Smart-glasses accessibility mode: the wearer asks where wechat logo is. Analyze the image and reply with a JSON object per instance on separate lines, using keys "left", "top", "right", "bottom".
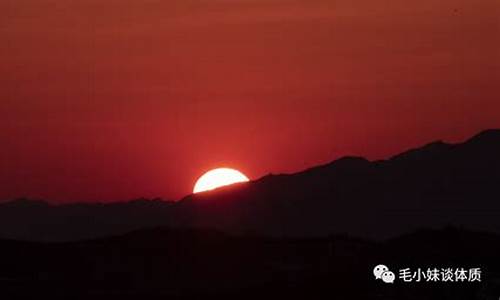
{"left": 374, "top": 264, "right": 395, "bottom": 284}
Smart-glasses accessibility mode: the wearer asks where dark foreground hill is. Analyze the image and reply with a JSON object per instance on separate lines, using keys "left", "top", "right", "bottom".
{"left": 176, "top": 129, "right": 500, "bottom": 238}
{"left": 1, "top": 227, "right": 499, "bottom": 300}
{"left": 1, "top": 129, "right": 500, "bottom": 241}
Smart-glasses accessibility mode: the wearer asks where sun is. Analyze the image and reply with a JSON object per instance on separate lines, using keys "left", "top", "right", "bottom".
{"left": 193, "top": 168, "right": 249, "bottom": 194}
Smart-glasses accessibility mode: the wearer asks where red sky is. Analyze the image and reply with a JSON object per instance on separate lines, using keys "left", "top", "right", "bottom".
{"left": 1, "top": 0, "right": 499, "bottom": 202}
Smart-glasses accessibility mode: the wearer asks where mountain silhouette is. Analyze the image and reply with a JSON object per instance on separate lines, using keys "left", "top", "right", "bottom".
{"left": 175, "top": 129, "right": 500, "bottom": 238}
{"left": 1, "top": 129, "right": 500, "bottom": 241}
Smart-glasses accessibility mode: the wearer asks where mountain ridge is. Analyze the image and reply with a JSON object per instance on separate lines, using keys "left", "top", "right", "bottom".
{"left": 1, "top": 129, "right": 500, "bottom": 241}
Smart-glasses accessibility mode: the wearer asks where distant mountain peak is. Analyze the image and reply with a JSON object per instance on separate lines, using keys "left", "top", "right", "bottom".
{"left": 466, "top": 129, "right": 500, "bottom": 144}
{"left": 313, "top": 156, "right": 367, "bottom": 168}
{"left": 296, "top": 156, "right": 370, "bottom": 176}
{"left": 390, "top": 140, "right": 452, "bottom": 162}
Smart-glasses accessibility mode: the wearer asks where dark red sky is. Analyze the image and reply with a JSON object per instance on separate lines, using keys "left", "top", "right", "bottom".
{"left": 1, "top": 0, "right": 499, "bottom": 202}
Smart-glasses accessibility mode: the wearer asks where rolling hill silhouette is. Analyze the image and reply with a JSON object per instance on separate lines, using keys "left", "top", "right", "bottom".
{"left": 1, "top": 129, "right": 499, "bottom": 241}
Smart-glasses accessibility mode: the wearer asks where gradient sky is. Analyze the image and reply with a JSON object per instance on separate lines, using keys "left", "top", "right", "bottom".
{"left": 1, "top": 0, "right": 499, "bottom": 202}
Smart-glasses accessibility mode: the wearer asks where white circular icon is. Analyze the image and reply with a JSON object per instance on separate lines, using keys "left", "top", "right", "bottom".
{"left": 381, "top": 271, "right": 395, "bottom": 283}
{"left": 373, "top": 264, "right": 389, "bottom": 279}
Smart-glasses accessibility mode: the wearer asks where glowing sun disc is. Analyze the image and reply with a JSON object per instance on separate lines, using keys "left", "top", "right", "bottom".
{"left": 193, "top": 168, "right": 249, "bottom": 193}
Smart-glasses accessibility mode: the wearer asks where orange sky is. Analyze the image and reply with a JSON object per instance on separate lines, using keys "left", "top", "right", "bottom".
{"left": 1, "top": 0, "right": 499, "bottom": 202}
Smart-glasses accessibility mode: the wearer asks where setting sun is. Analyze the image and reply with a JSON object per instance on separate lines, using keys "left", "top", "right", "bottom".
{"left": 193, "top": 168, "right": 249, "bottom": 194}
